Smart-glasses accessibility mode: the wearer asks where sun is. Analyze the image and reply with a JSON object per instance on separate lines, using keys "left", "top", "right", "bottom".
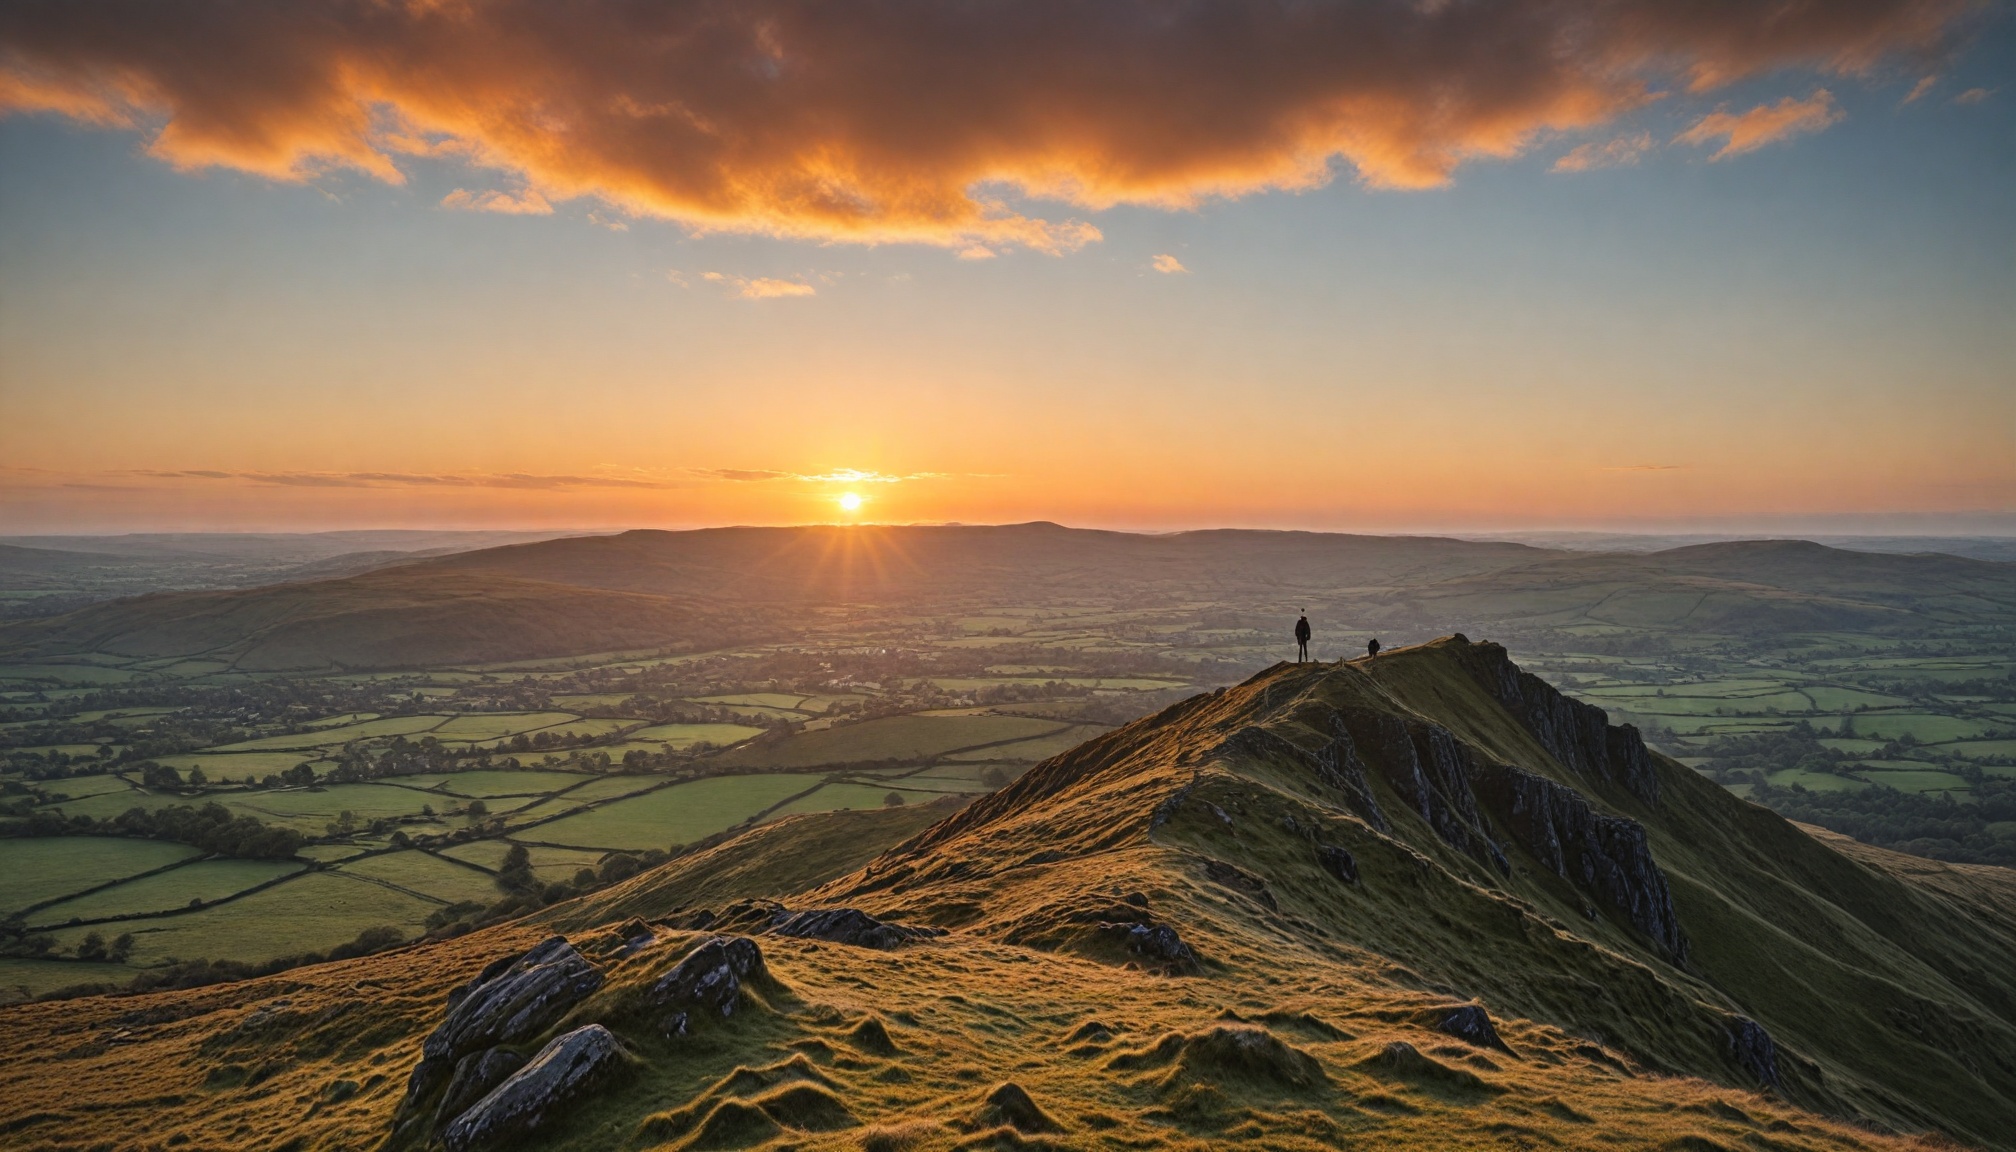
{"left": 837, "top": 492, "right": 864, "bottom": 513}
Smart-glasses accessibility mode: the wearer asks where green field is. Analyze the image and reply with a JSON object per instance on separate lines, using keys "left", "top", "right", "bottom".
{"left": 0, "top": 837, "right": 201, "bottom": 912}
{"left": 767, "top": 782, "right": 944, "bottom": 816}
{"left": 428, "top": 711, "right": 578, "bottom": 740}
{"left": 48, "top": 871, "right": 440, "bottom": 968}
{"left": 0, "top": 957, "right": 139, "bottom": 1001}
{"left": 403, "top": 769, "right": 588, "bottom": 798}
{"left": 716, "top": 713, "right": 1068, "bottom": 768}
{"left": 32, "top": 858, "right": 303, "bottom": 925}
{"left": 523, "top": 773, "right": 825, "bottom": 850}
{"left": 209, "top": 714, "right": 450, "bottom": 751}
{"left": 336, "top": 850, "right": 503, "bottom": 906}
{"left": 622, "top": 722, "right": 764, "bottom": 749}
{"left": 154, "top": 751, "right": 320, "bottom": 778}
{"left": 34, "top": 773, "right": 139, "bottom": 800}
{"left": 942, "top": 722, "right": 1105, "bottom": 762}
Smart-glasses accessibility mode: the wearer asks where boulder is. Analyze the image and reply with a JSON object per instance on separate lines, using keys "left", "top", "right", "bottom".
{"left": 1116, "top": 922, "right": 1199, "bottom": 972}
{"left": 648, "top": 935, "right": 768, "bottom": 1037}
{"left": 1435, "top": 1004, "right": 1509, "bottom": 1051}
{"left": 1316, "top": 844, "right": 1358, "bottom": 884}
{"left": 434, "top": 1047, "right": 525, "bottom": 1129}
{"left": 767, "top": 907, "right": 939, "bottom": 949}
{"left": 398, "top": 1056, "right": 455, "bottom": 1115}
{"left": 422, "top": 937, "right": 604, "bottom": 1062}
{"left": 440, "top": 1025, "right": 625, "bottom": 1152}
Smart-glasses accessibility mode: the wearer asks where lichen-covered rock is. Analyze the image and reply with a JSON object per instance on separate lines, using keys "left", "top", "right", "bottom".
{"left": 422, "top": 937, "right": 603, "bottom": 1062}
{"left": 1725, "top": 1016, "right": 1779, "bottom": 1087}
{"left": 1436, "top": 1004, "right": 1508, "bottom": 1051}
{"left": 1110, "top": 922, "right": 1199, "bottom": 973}
{"left": 648, "top": 935, "right": 767, "bottom": 1037}
{"left": 767, "top": 907, "right": 939, "bottom": 949}
{"left": 440, "top": 1025, "right": 625, "bottom": 1152}
{"left": 434, "top": 1047, "right": 525, "bottom": 1128}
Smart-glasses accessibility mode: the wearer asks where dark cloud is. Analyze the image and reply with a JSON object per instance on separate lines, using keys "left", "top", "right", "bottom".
{"left": 0, "top": 1, "right": 1966, "bottom": 249}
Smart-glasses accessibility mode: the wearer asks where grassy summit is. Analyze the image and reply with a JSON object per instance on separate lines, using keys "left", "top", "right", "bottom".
{"left": 3, "top": 637, "right": 2012, "bottom": 1151}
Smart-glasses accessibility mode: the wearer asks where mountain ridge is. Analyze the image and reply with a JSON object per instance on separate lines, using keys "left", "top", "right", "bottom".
{"left": 7, "top": 637, "right": 2009, "bottom": 1150}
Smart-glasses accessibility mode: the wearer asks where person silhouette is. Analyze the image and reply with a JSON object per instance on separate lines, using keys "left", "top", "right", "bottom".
{"left": 1367, "top": 638, "right": 1381, "bottom": 659}
{"left": 1294, "top": 614, "right": 1311, "bottom": 663}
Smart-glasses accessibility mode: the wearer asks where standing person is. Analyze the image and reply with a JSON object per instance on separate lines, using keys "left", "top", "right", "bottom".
{"left": 1367, "top": 638, "right": 1381, "bottom": 659}
{"left": 1294, "top": 614, "right": 1312, "bottom": 663}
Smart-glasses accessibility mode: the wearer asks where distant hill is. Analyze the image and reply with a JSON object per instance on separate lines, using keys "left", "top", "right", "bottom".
{"left": 410, "top": 522, "right": 1550, "bottom": 603}
{"left": 8, "top": 640, "right": 2011, "bottom": 1149}
{"left": 2, "top": 526, "right": 2008, "bottom": 669}
{"left": 1380, "top": 539, "right": 2016, "bottom": 634}
{"left": 0, "top": 571, "right": 762, "bottom": 671}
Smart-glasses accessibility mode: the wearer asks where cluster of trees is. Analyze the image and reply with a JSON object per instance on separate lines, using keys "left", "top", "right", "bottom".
{"left": 1754, "top": 778, "right": 2015, "bottom": 867}
{"left": 0, "top": 802, "right": 302, "bottom": 859}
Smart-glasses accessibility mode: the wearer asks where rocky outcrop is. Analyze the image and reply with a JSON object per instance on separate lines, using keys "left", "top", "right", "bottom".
{"left": 647, "top": 935, "right": 768, "bottom": 1037}
{"left": 767, "top": 907, "right": 940, "bottom": 949}
{"left": 1223, "top": 719, "right": 1387, "bottom": 831}
{"left": 1470, "top": 760, "right": 1688, "bottom": 962}
{"left": 434, "top": 1047, "right": 524, "bottom": 1129}
{"left": 399, "top": 936, "right": 605, "bottom": 1135}
{"left": 1725, "top": 1016, "right": 1780, "bottom": 1087}
{"left": 1316, "top": 843, "right": 1358, "bottom": 884}
{"left": 1110, "top": 922, "right": 1199, "bottom": 973}
{"left": 440, "top": 1024, "right": 626, "bottom": 1152}
{"left": 1435, "top": 1004, "right": 1509, "bottom": 1052}
{"left": 1336, "top": 711, "right": 1509, "bottom": 874}
{"left": 422, "top": 937, "right": 604, "bottom": 1062}
{"left": 1460, "top": 641, "right": 1661, "bottom": 806}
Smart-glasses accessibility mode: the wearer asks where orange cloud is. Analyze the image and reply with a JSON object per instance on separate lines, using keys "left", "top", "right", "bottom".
{"left": 1552, "top": 131, "right": 1654, "bottom": 172}
{"left": 0, "top": 1, "right": 1967, "bottom": 250}
{"left": 700, "top": 272, "right": 816, "bottom": 299}
{"left": 1676, "top": 91, "right": 1847, "bottom": 160}
{"left": 440, "top": 187, "right": 553, "bottom": 215}
{"left": 1150, "top": 254, "right": 1189, "bottom": 275}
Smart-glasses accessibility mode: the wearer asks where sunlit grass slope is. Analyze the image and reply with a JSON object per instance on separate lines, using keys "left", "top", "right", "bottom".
{"left": 2, "top": 638, "right": 2011, "bottom": 1151}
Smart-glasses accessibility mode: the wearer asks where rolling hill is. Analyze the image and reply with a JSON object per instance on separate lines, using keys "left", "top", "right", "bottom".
{"left": 5, "top": 639, "right": 2010, "bottom": 1150}
{"left": 2, "top": 526, "right": 2009, "bottom": 670}
{"left": 0, "top": 571, "right": 765, "bottom": 671}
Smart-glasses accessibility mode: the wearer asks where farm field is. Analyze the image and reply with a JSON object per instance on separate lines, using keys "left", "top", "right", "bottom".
{"left": 1, "top": 836, "right": 200, "bottom": 913}
{"left": 523, "top": 772, "right": 827, "bottom": 850}
{"left": 714, "top": 713, "right": 1073, "bottom": 768}
{"left": 31, "top": 859, "right": 304, "bottom": 926}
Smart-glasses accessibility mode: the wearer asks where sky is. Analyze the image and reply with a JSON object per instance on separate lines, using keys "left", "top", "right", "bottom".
{"left": 1, "top": 0, "right": 2012, "bottom": 535}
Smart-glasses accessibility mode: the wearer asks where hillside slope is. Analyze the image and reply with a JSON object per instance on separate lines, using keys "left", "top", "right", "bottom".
{"left": 0, "top": 571, "right": 763, "bottom": 671}
{"left": 3, "top": 639, "right": 2010, "bottom": 1151}
{"left": 1385, "top": 539, "right": 2016, "bottom": 633}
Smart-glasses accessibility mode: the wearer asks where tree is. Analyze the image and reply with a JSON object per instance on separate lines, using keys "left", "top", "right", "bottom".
{"left": 883, "top": 791, "right": 906, "bottom": 807}
{"left": 497, "top": 843, "right": 535, "bottom": 894}
{"left": 109, "top": 933, "right": 134, "bottom": 962}
{"left": 186, "top": 766, "right": 207, "bottom": 786}
{"left": 282, "top": 762, "right": 316, "bottom": 787}
{"left": 77, "top": 931, "right": 108, "bottom": 961}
